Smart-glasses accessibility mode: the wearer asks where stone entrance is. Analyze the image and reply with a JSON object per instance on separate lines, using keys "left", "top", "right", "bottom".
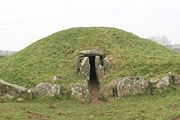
{"left": 76, "top": 50, "right": 106, "bottom": 102}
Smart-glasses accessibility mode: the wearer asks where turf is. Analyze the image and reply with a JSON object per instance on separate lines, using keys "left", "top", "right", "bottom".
{"left": 0, "top": 89, "right": 180, "bottom": 120}
{"left": 0, "top": 27, "right": 180, "bottom": 87}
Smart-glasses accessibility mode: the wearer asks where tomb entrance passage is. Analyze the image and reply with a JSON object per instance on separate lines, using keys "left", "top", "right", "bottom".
{"left": 76, "top": 50, "right": 106, "bottom": 103}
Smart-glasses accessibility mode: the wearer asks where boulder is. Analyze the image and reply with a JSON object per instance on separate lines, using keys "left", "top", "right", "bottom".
{"left": 117, "top": 77, "right": 148, "bottom": 97}
{"left": 148, "top": 76, "right": 171, "bottom": 95}
{"left": 103, "top": 58, "right": 112, "bottom": 71}
{"left": 16, "top": 97, "right": 24, "bottom": 102}
{"left": 171, "top": 75, "right": 180, "bottom": 87}
{"left": 31, "top": 83, "right": 60, "bottom": 97}
{"left": 0, "top": 79, "right": 29, "bottom": 100}
{"left": 156, "top": 76, "right": 170, "bottom": 88}
{"left": 100, "top": 80, "right": 117, "bottom": 97}
{"left": 1, "top": 94, "right": 14, "bottom": 101}
{"left": 71, "top": 84, "right": 89, "bottom": 98}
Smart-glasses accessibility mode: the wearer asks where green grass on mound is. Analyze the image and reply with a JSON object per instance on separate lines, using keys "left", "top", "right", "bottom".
{"left": 0, "top": 27, "right": 180, "bottom": 87}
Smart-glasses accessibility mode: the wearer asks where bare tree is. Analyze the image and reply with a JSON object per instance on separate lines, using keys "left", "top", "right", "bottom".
{"left": 148, "top": 36, "right": 171, "bottom": 46}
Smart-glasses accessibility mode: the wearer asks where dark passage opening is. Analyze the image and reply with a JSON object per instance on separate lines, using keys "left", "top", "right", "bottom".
{"left": 89, "top": 56, "right": 98, "bottom": 85}
{"left": 89, "top": 56, "right": 100, "bottom": 103}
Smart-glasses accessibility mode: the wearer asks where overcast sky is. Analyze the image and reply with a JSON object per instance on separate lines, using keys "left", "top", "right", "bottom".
{"left": 0, "top": 0, "right": 180, "bottom": 51}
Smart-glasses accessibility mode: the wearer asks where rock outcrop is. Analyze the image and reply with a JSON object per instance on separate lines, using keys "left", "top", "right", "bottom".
{"left": 31, "top": 83, "right": 60, "bottom": 97}
{"left": 116, "top": 77, "right": 148, "bottom": 97}
{"left": 71, "top": 84, "right": 89, "bottom": 99}
{"left": 171, "top": 75, "right": 180, "bottom": 87}
{"left": 0, "top": 79, "right": 29, "bottom": 100}
{"left": 148, "top": 76, "right": 171, "bottom": 95}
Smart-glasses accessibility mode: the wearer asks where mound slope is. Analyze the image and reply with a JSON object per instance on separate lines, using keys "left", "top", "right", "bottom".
{"left": 0, "top": 27, "right": 180, "bottom": 87}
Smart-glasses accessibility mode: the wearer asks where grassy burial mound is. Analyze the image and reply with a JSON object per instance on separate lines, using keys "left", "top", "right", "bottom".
{"left": 0, "top": 27, "right": 180, "bottom": 88}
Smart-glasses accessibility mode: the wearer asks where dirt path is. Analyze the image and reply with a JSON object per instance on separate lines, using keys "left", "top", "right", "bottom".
{"left": 90, "top": 83, "right": 101, "bottom": 104}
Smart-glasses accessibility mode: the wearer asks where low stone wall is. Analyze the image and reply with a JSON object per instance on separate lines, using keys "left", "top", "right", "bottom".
{"left": 0, "top": 80, "right": 61, "bottom": 101}
{"left": 0, "top": 80, "right": 30, "bottom": 101}
{"left": 116, "top": 77, "right": 148, "bottom": 97}
{"left": 0, "top": 74, "right": 179, "bottom": 101}
{"left": 71, "top": 74, "right": 180, "bottom": 99}
{"left": 104, "top": 74, "right": 180, "bottom": 97}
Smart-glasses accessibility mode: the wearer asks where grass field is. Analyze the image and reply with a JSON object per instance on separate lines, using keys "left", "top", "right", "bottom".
{"left": 0, "top": 88, "right": 180, "bottom": 120}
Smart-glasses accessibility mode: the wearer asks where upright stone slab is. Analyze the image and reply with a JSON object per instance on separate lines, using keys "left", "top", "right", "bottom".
{"left": 79, "top": 57, "right": 90, "bottom": 81}
{"left": 95, "top": 56, "right": 104, "bottom": 84}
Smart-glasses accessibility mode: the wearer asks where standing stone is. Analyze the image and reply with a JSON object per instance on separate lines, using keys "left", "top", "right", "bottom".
{"left": 79, "top": 57, "right": 90, "bottom": 81}
{"left": 95, "top": 56, "right": 104, "bottom": 82}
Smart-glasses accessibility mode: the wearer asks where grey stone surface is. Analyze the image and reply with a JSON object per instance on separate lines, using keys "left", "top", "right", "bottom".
{"left": 16, "top": 97, "right": 24, "bottom": 102}
{"left": 117, "top": 77, "right": 148, "bottom": 97}
{"left": 31, "top": 83, "right": 60, "bottom": 97}
{"left": 71, "top": 83, "right": 89, "bottom": 98}
{"left": 95, "top": 56, "right": 104, "bottom": 81}
{"left": 171, "top": 75, "right": 180, "bottom": 87}
{"left": 79, "top": 49, "right": 105, "bottom": 57}
{"left": 155, "top": 76, "right": 170, "bottom": 89}
{"left": 0, "top": 94, "right": 14, "bottom": 100}
{"left": 103, "top": 58, "right": 112, "bottom": 71}
{"left": 148, "top": 76, "right": 172, "bottom": 95}
{"left": 100, "top": 80, "right": 117, "bottom": 97}
{"left": 79, "top": 57, "right": 90, "bottom": 80}
{"left": 0, "top": 79, "right": 29, "bottom": 100}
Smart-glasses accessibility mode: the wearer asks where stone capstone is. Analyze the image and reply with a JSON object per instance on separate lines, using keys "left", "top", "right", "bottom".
{"left": 79, "top": 50, "right": 105, "bottom": 57}
{"left": 71, "top": 84, "right": 89, "bottom": 98}
{"left": 31, "top": 83, "right": 60, "bottom": 97}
